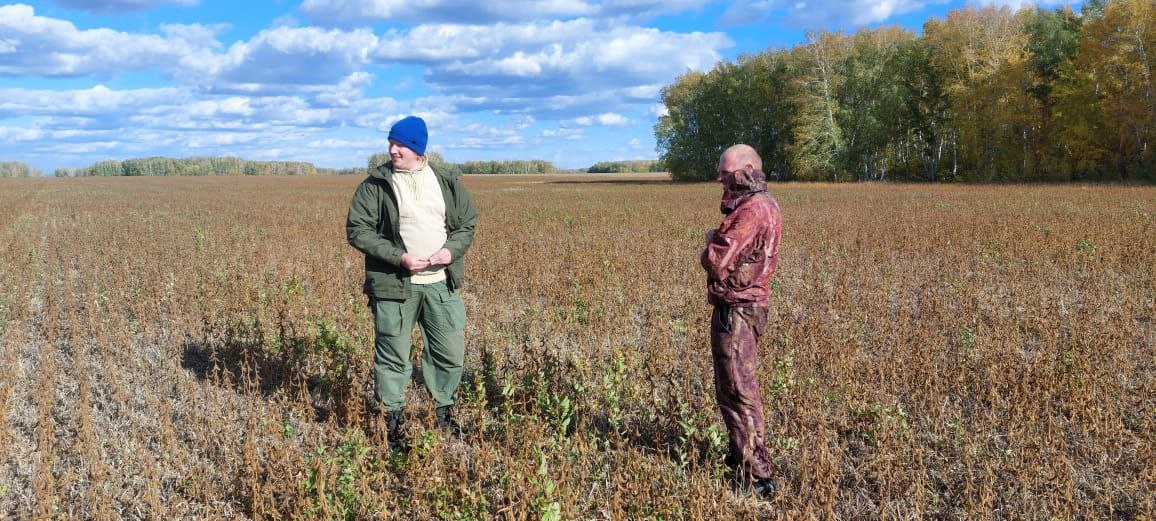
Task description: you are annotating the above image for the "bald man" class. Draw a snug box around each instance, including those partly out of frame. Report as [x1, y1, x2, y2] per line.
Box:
[700, 144, 782, 499]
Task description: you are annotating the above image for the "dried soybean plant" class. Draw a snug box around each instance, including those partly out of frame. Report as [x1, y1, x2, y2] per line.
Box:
[0, 175, 1151, 519]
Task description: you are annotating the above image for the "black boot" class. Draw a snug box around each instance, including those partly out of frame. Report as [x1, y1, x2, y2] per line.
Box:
[730, 466, 776, 501]
[435, 405, 463, 438]
[752, 477, 776, 500]
[386, 410, 410, 453]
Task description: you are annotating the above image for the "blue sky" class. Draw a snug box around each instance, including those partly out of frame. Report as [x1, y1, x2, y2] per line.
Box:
[1, 0, 1077, 173]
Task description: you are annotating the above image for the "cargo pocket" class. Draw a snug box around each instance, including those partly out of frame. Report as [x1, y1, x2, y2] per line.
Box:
[372, 298, 405, 338]
[741, 306, 770, 337]
[439, 286, 467, 331]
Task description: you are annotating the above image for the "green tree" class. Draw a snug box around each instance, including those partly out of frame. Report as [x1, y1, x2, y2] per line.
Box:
[1055, 0, 1155, 180]
[655, 70, 715, 181]
[1025, 7, 1083, 180]
[896, 36, 951, 181]
[924, 7, 1036, 181]
[837, 28, 916, 181]
[788, 31, 851, 181]
[0, 161, 42, 177]
[587, 160, 664, 173]
[656, 51, 795, 181]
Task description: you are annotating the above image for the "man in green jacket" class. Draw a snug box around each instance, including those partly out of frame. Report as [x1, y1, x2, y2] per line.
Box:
[346, 115, 478, 451]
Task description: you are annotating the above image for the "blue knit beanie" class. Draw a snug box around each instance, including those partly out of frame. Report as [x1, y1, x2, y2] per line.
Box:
[388, 116, 428, 156]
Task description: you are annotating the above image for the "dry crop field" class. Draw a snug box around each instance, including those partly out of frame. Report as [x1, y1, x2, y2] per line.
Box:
[0, 174, 1152, 520]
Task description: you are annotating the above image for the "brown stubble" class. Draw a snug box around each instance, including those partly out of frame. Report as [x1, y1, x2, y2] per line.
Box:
[0, 175, 1151, 519]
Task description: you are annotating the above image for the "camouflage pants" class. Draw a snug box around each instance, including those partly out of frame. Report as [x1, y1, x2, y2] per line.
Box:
[711, 305, 774, 479]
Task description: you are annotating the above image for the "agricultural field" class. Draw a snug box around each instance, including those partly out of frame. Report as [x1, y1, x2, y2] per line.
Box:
[0, 174, 1152, 519]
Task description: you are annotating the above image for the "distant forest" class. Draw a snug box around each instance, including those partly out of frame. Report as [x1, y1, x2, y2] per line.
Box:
[5, 154, 663, 178]
[52, 157, 364, 177]
[656, 0, 1155, 182]
[587, 160, 664, 173]
[370, 152, 568, 176]
[369, 153, 663, 176]
[0, 161, 42, 177]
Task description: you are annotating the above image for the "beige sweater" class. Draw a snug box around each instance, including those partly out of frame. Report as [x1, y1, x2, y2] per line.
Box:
[389, 162, 447, 284]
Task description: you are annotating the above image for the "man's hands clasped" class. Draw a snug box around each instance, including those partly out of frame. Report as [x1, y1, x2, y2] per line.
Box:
[400, 248, 453, 273]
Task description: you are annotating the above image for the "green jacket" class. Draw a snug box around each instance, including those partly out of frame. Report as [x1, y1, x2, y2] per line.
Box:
[346, 162, 477, 299]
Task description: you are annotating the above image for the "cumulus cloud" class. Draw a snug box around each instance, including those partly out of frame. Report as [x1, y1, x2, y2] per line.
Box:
[2, 4, 708, 169]
[373, 19, 730, 100]
[0, 126, 46, 141]
[0, 85, 187, 117]
[0, 6, 377, 96]
[2, 6, 718, 116]
[160, 22, 227, 47]
[0, 87, 401, 169]
[209, 26, 377, 88]
[564, 113, 631, 126]
[55, 0, 198, 14]
[315, 72, 374, 107]
[300, 0, 711, 26]
[541, 127, 584, 140]
[721, 0, 934, 28]
[0, 83, 460, 168]
[971, 0, 1066, 10]
[0, 5, 219, 77]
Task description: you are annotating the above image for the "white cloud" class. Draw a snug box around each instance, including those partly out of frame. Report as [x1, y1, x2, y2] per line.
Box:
[541, 127, 584, 140]
[0, 2, 731, 171]
[316, 72, 374, 107]
[373, 19, 596, 63]
[301, 0, 711, 25]
[43, 141, 123, 154]
[0, 5, 220, 77]
[0, 85, 187, 115]
[721, 0, 934, 27]
[0, 84, 456, 169]
[0, 6, 720, 122]
[206, 26, 378, 89]
[180, 132, 262, 148]
[374, 19, 729, 102]
[56, 0, 198, 13]
[0, 126, 46, 141]
[0, 6, 377, 96]
[597, 113, 631, 126]
[564, 113, 630, 126]
[456, 134, 526, 149]
[306, 137, 380, 149]
[160, 22, 227, 47]
[971, 0, 1065, 10]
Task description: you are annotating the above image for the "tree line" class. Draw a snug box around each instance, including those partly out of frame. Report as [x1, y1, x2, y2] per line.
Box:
[53, 156, 365, 177]
[587, 160, 665, 173]
[369, 152, 600, 175]
[656, 0, 1154, 183]
[0, 162, 42, 177]
[7, 155, 663, 179]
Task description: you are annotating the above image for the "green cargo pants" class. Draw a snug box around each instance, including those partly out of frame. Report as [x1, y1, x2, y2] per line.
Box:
[371, 280, 466, 412]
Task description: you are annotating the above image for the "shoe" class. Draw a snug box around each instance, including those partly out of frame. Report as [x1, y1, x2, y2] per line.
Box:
[752, 477, 776, 500]
[435, 405, 463, 438]
[730, 470, 776, 501]
[386, 410, 410, 453]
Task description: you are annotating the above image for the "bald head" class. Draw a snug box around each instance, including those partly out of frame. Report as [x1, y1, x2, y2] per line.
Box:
[717, 144, 763, 180]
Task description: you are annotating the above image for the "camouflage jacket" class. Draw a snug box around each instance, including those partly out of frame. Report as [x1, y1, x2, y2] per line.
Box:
[701, 192, 781, 307]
